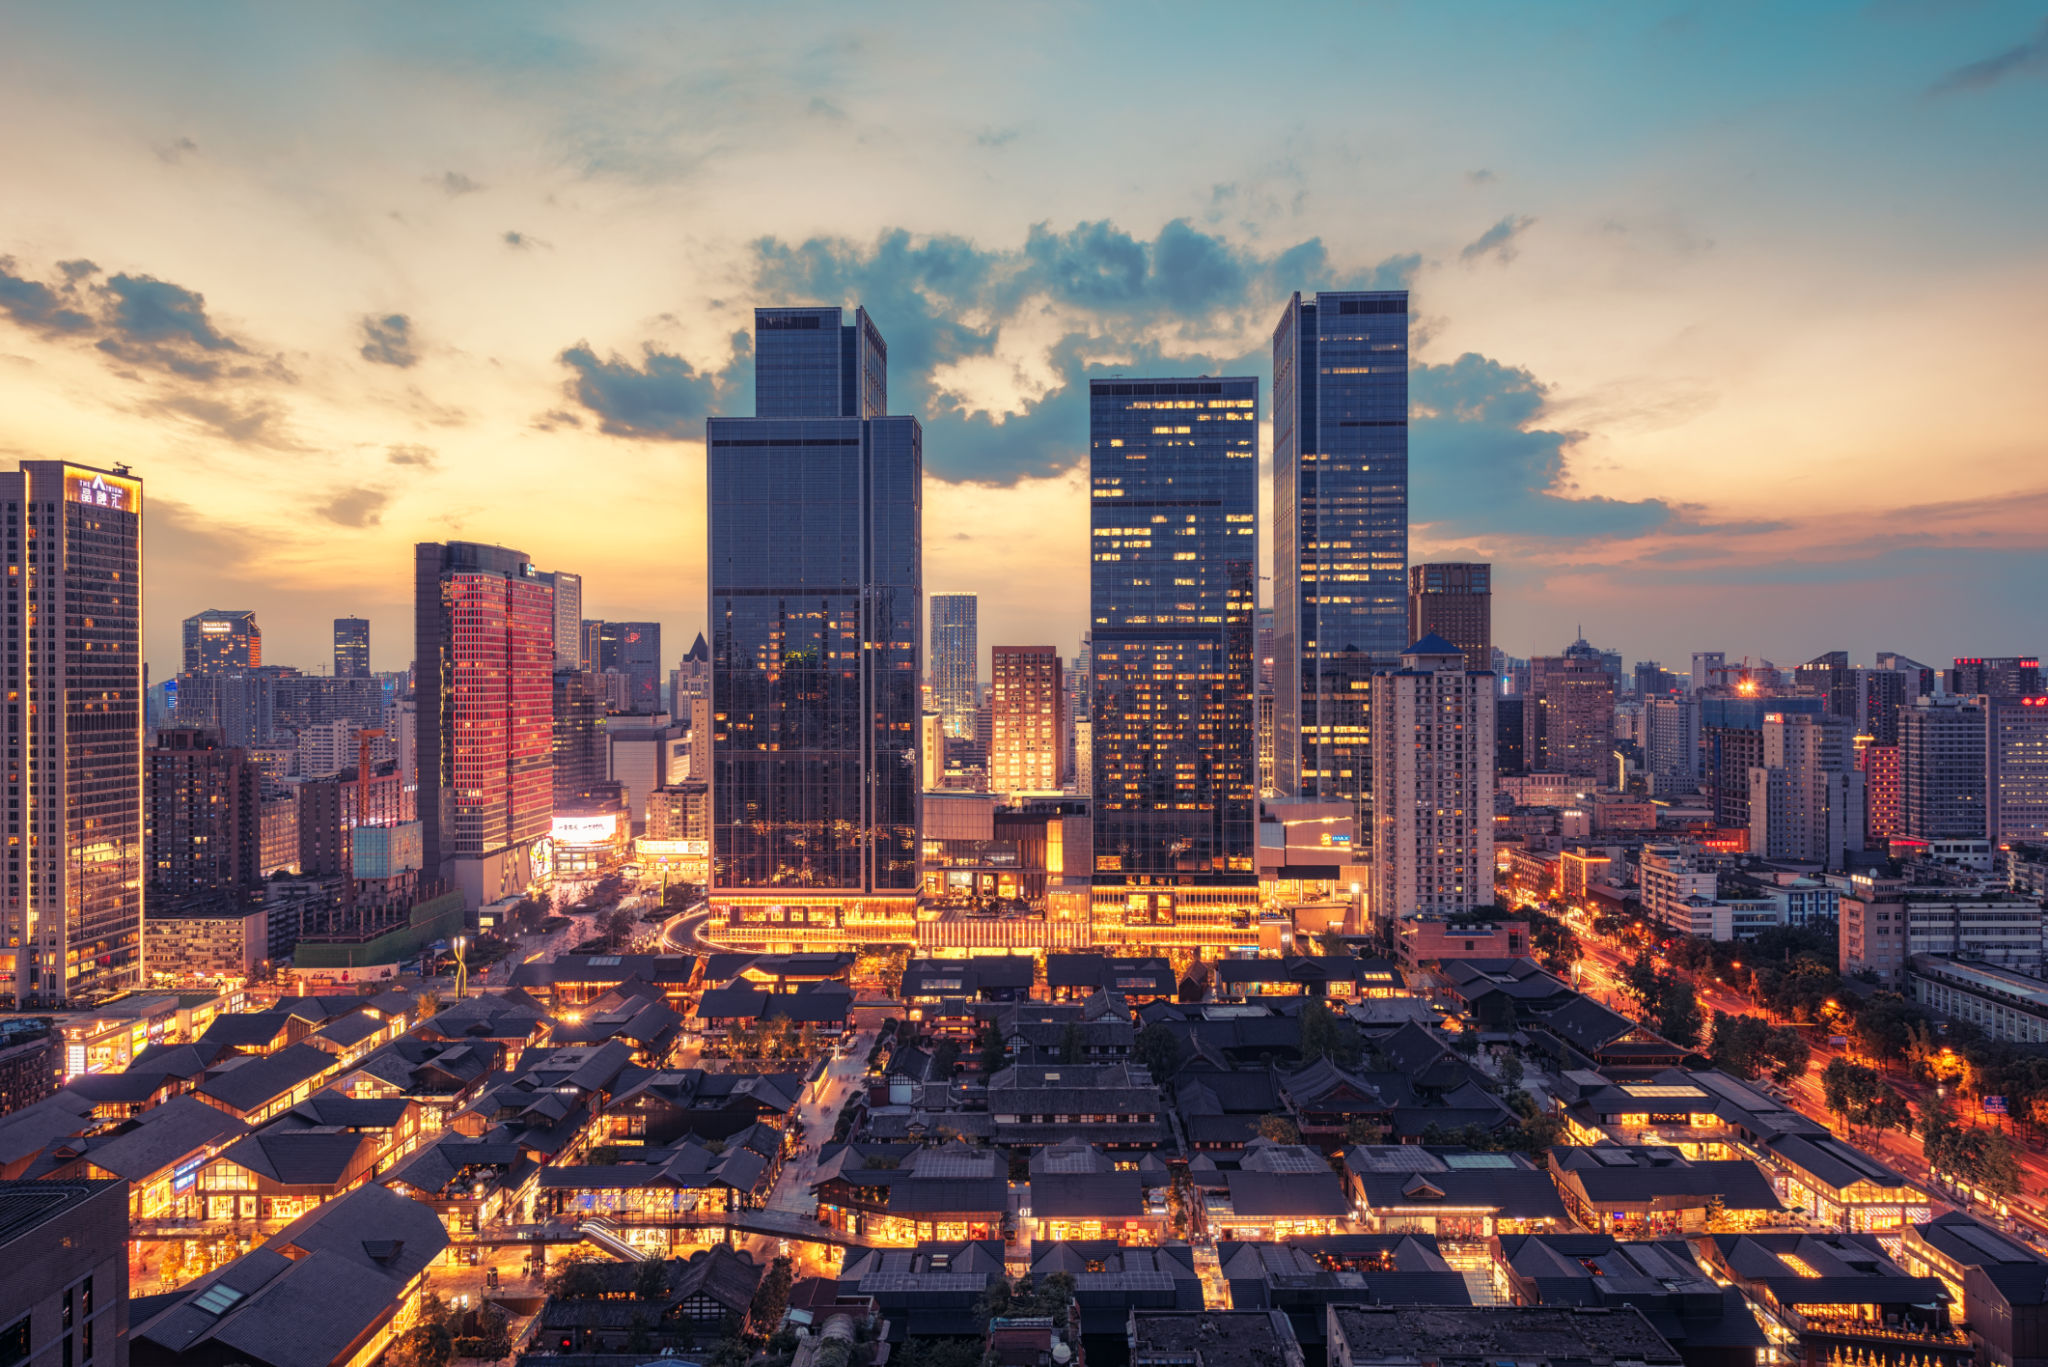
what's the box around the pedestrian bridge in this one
[494,1208,885,1252]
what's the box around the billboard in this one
[64,468,141,514]
[552,813,619,845]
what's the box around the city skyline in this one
[4,6,2045,677]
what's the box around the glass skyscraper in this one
[930,592,978,740]
[333,616,371,678]
[707,306,920,918]
[1089,376,1257,890]
[599,620,663,714]
[1272,290,1410,828]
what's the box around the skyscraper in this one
[1987,697,2048,845]
[3,462,144,1006]
[1644,696,1701,792]
[599,621,663,714]
[182,609,260,673]
[1952,656,2043,699]
[930,592,978,741]
[1406,563,1491,673]
[1272,290,1408,832]
[552,670,609,806]
[579,618,603,673]
[991,646,1064,797]
[1748,712,1865,868]
[1529,644,1616,779]
[1371,636,1495,923]
[146,727,261,896]
[332,616,370,678]
[1858,738,1904,845]
[707,305,920,930]
[1900,697,1987,842]
[1089,375,1257,914]
[536,570,583,672]
[414,541,555,905]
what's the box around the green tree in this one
[747,1255,794,1336]
[545,1254,606,1299]
[388,1322,454,1367]
[1134,1022,1182,1081]
[1498,1051,1525,1093]
[633,1256,669,1300]
[1654,980,1704,1049]
[1059,1020,1087,1063]
[976,1020,1008,1074]
[930,1038,961,1075]
[1256,1113,1300,1144]
[1299,999,1361,1067]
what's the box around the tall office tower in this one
[579,618,603,673]
[707,305,919,921]
[1370,636,1496,922]
[1857,738,1904,845]
[551,670,609,806]
[1073,718,1094,800]
[991,646,1065,797]
[930,592,979,740]
[1634,661,1678,697]
[753,302,887,420]
[146,727,261,896]
[598,621,663,714]
[1795,651,1858,718]
[332,616,371,678]
[1749,713,1865,868]
[1255,608,1275,690]
[1272,290,1407,820]
[1987,697,2048,844]
[1900,697,1988,842]
[1690,652,1725,695]
[1644,696,1702,792]
[1065,634,1091,792]
[533,570,582,671]
[1877,652,1939,700]
[1859,668,1907,746]
[1528,646,1615,779]
[2,463,143,1006]
[1952,656,2043,699]
[1494,696,1526,776]
[673,631,711,707]
[1090,374,1257,895]
[1701,693,1826,829]
[415,541,555,905]
[1406,563,1491,673]
[1257,693,1276,796]
[182,609,260,673]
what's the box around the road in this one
[767,1027,875,1215]
[1563,910,2048,1231]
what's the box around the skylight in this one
[192,1283,246,1316]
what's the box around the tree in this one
[930,1039,961,1075]
[747,1255,794,1336]
[976,1020,1008,1074]
[416,990,440,1020]
[1498,1052,1525,1093]
[545,1254,607,1299]
[1345,1116,1381,1145]
[388,1322,454,1367]
[1256,1113,1300,1145]
[1059,1020,1087,1063]
[1299,999,1361,1067]
[1654,980,1704,1049]
[1976,1127,2023,1200]
[1453,1023,1481,1055]
[634,1256,669,1301]
[1134,1022,1182,1081]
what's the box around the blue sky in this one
[1,2,2044,676]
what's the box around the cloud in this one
[386,443,435,467]
[435,170,484,195]
[1410,353,1670,540]
[0,256,96,335]
[503,230,548,249]
[977,127,1020,148]
[1928,19,2048,95]
[807,96,846,120]
[1459,214,1536,264]
[154,393,297,447]
[557,335,746,438]
[359,312,417,368]
[92,271,255,380]
[1466,169,1496,185]
[154,136,198,163]
[315,487,391,527]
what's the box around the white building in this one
[1369,636,1495,922]
[1748,712,1864,869]
[1645,696,1701,793]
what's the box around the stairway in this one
[579,1217,650,1262]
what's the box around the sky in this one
[2,2,2045,682]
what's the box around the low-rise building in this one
[1909,956,2048,1044]
[837,1240,1010,1338]
[1492,1234,1768,1367]
[538,1245,764,1354]
[1025,1140,1170,1244]
[1131,1309,1306,1367]
[988,1061,1170,1149]
[1326,1304,1683,1367]
[145,903,269,983]
[1548,1146,1785,1237]
[1898,1211,2048,1367]
[1760,1133,1933,1232]
[1195,1139,1351,1242]
[812,1142,1008,1244]
[1030,1241,1203,1334]
[1220,1234,1470,1348]
[1342,1146,1569,1243]
[1691,1231,1971,1367]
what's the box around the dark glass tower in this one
[707,306,920,912]
[333,616,371,678]
[1089,376,1257,887]
[1272,290,1409,828]
[599,620,663,714]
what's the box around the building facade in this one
[414,541,555,906]
[2,462,144,1007]
[146,728,261,897]
[1089,375,1257,895]
[706,305,920,937]
[1901,698,1987,841]
[552,669,609,806]
[1530,646,1616,780]
[182,608,260,674]
[1369,636,1495,922]
[1406,563,1491,673]
[931,591,979,742]
[1987,697,2048,846]
[599,621,663,715]
[1272,289,1409,819]
[332,616,370,678]
[991,646,1065,798]
[1748,712,1865,868]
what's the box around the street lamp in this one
[452,936,469,1001]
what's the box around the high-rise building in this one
[332,616,370,678]
[920,714,946,791]
[2,462,144,1006]
[552,670,609,806]
[1900,697,1987,842]
[672,631,711,710]
[536,570,583,672]
[182,609,260,674]
[1987,697,2048,845]
[1272,290,1408,824]
[1495,696,1526,777]
[1633,661,1679,697]
[1644,696,1701,792]
[1529,644,1615,779]
[1748,712,1865,868]
[991,646,1064,797]
[579,618,603,674]
[599,621,663,715]
[1690,652,1725,695]
[1371,636,1495,923]
[1857,738,1903,846]
[1066,634,1091,794]
[1090,374,1257,896]
[1858,668,1907,746]
[1876,652,1939,700]
[146,727,261,897]
[1794,651,1858,718]
[706,305,919,927]
[414,541,555,905]
[1406,564,1491,673]
[930,592,979,741]
[1952,656,2043,699]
